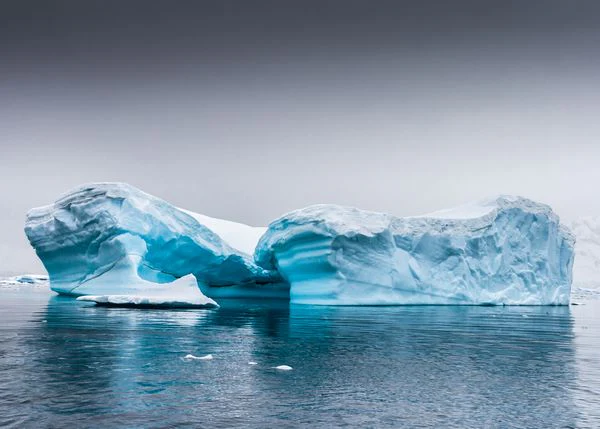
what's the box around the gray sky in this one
[2,1,600,272]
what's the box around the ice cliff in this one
[25,184,574,306]
[24,183,281,300]
[255,197,574,305]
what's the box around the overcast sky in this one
[2,0,600,272]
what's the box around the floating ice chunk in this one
[75,274,218,308]
[11,274,48,284]
[0,274,49,287]
[273,365,293,371]
[77,294,218,309]
[184,354,213,360]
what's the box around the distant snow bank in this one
[0,274,48,288]
[570,216,600,289]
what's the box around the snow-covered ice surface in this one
[179,209,265,255]
[24,183,281,299]
[256,196,575,305]
[417,196,510,220]
[570,217,600,289]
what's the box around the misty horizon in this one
[2,0,600,272]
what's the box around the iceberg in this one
[255,196,575,305]
[24,183,574,306]
[25,183,282,299]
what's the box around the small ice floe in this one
[76,288,218,309]
[248,361,258,365]
[184,354,213,361]
[273,365,293,371]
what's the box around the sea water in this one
[0,284,598,428]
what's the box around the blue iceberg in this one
[25,183,282,301]
[255,197,574,305]
[25,184,574,306]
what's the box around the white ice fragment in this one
[273,365,293,371]
[184,354,213,361]
[75,275,218,308]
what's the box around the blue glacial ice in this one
[254,196,575,305]
[24,183,283,302]
[25,183,574,306]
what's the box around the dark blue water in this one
[1,286,599,428]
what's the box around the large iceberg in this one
[25,183,574,306]
[24,183,283,300]
[255,196,575,305]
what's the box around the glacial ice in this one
[25,183,575,306]
[76,274,218,308]
[255,196,575,305]
[25,183,281,299]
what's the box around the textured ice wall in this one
[255,197,575,305]
[25,183,280,296]
[25,184,574,306]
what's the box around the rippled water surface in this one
[0,286,599,428]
